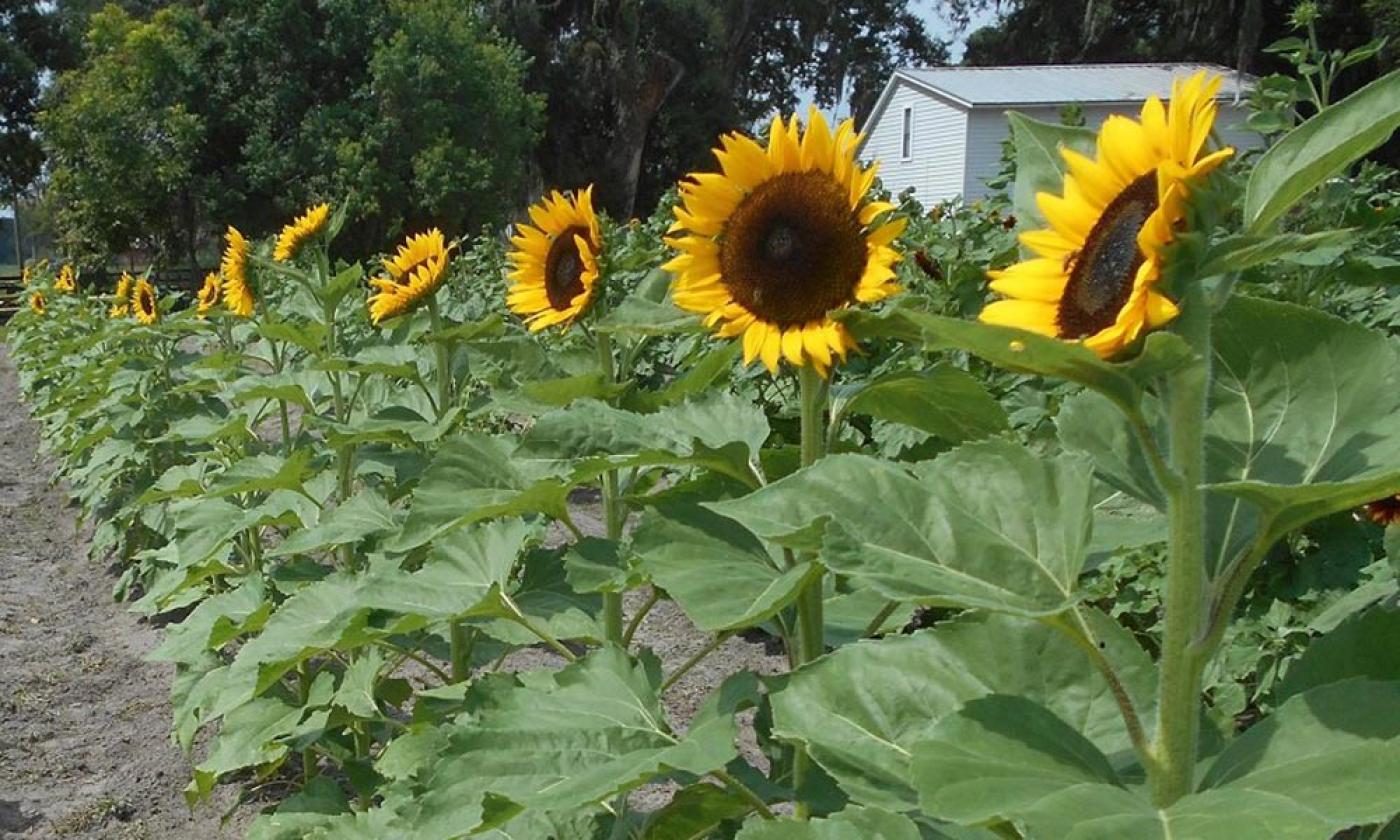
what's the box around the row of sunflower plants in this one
[7,67,1400,839]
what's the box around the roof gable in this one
[898,63,1253,108]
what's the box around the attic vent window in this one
[901,106,913,159]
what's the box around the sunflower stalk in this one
[595,329,627,645]
[792,364,829,819]
[1150,278,1212,807]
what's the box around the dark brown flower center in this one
[718,171,868,327]
[1057,173,1158,339]
[140,288,154,313]
[544,225,590,311]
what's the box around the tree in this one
[0,1,70,198]
[488,0,947,218]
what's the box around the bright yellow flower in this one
[28,291,45,315]
[663,107,904,376]
[196,272,222,316]
[366,229,452,324]
[979,72,1234,359]
[221,226,254,317]
[110,272,134,318]
[506,187,603,331]
[274,203,330,262]
[133,278,159,325]
[21,264,31,287]
[55,264,77,293]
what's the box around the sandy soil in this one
[0,342,788,836]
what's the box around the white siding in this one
[862,80,968,206]
[962,101,1263,201]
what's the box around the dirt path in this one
[0,343,248,840]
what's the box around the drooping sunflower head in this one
[367,229,452,325]
[506,187,604,332]
[274,203,331,262]
[29,291,46,315]
[221,226,254,317]
[55,264,77,293]
[980,72,1234,359]
[196,272,222,316]
[1364,494,1400,527]
[21,263,31,286]
[109,272,134,318]
[664,107,904,376]
[133,278,159,325]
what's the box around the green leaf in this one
[518,372,629,408]
[912,694,1121,826]
[634,503,821,632]
[1057,390,1167,510]
[1006,111,1097,229]
[321,262,364,309]
[1245,70,1400,233]
[1201,679,1400,827]
[642,783,754,839]
[735,806,924,840]
[838,302,1193,413]
[710,440,1095,617]
[768,612,1154,811]
[406,647,737,814]
[1200,230,1356,276]
[389,434,570,552]
[1277,605,1400,701]
[1017,784,1335,839]
[1205,297,1400,574]
[595,293,697,337]
[626,341,742,413]
[839,365,1008,444]
[562,537,642,594]
[270,489,397,557]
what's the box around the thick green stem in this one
[1151,282,1212,807]
[792,365,829,818]
[449,621,475,683]
[426,296,453,420]
[596,330,626,644]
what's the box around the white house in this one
[859,63,1260,205]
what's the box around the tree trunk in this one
[598,49,683,218]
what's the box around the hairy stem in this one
[792,364,828,819]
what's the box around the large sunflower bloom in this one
[133,278,159,325]
[55,264,77,293]
[274,203,330,261]
[110,272,134,318]
[221,226,254,317]
[664,107,904,376]
[196,272,222,317]
[29,291,46,315]
[980,72,1234,359]
[506,187,603,332]
[367,229,451,325]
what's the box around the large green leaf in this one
[1006,111,1097,229]
[838,303,1193,413]
[633,503,820,632]
[838,365,1008,444]
[1276,605,1400,702]
[389,434,571,552]
[270,489,397,557]
[1200,679,1400,826]
[735,806,924,840]
[404,647,737,816]
[911,695,1121,825]
[768,612,1154,811]
[710,440,1095,617]
[1205,297,1400,574]
[1245,70,1400,233]
[1017,784,1335,839]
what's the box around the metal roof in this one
[897,63,1252,108]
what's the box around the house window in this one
[900,106,913,160]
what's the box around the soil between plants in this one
[0,342,788,835]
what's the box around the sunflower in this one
[133,278,159,325]
[196,272,222,316]
[979,72,1234,359]
[506,187,603,331]
[221,226,254,317]
[1364,494,1400,527]
[21,264,31,287]
[663,107,904,376]
[109,272,134,318]
[366,229,452,325]
[55,264,77,293]
[274,203,330,262]
[28,291,46,315]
